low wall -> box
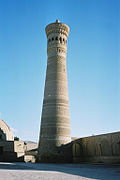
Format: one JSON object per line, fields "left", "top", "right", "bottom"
{"left": 72, "top": 131, "right": 120, "bottom": 164}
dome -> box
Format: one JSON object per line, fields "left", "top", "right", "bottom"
{"left": 0, "top": 118, "right": 14, "bottom": 141}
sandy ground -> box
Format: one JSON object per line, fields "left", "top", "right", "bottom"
{"left": 0, "top": 162, "right": 120, "bottom": 180}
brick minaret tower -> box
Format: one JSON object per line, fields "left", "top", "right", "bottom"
{"left": 37, "top": 20, "right": 71, "bottom": 162}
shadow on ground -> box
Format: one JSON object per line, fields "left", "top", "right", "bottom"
{"left": 0, "top": 162, "right": 120, "bottom": 180}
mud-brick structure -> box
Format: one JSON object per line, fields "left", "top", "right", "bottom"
{"left": 37, "top": 20, "right": 71, "bottom": 162}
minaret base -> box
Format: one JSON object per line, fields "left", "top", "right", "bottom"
{"left": 36, "top": 143, "right": 72, "bottom": 163}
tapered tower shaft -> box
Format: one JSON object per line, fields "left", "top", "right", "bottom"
{"left": 37, "top": 20, "right": 71, "bottom": 162}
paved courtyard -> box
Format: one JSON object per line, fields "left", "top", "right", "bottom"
{"left": 0, "top": 162, "right": 120, "bottom": 180}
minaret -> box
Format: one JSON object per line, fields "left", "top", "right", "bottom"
{"left": 37, "top": 20, "right": 71, "bottom": 162}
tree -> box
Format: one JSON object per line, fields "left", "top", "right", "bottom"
{"left": 14, "top": 136, "right": 19, "bottom": 141}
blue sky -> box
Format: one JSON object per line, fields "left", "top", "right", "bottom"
{"left": 0, "top": 0, "right": 119, "bottom": 142}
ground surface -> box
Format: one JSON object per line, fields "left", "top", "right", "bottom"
{"left": 0, "top": 162, "right": 120, "bottom": 180}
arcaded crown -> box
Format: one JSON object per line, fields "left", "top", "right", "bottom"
{"left": 45, "top": 20, "right": 70, "bottom": 38}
